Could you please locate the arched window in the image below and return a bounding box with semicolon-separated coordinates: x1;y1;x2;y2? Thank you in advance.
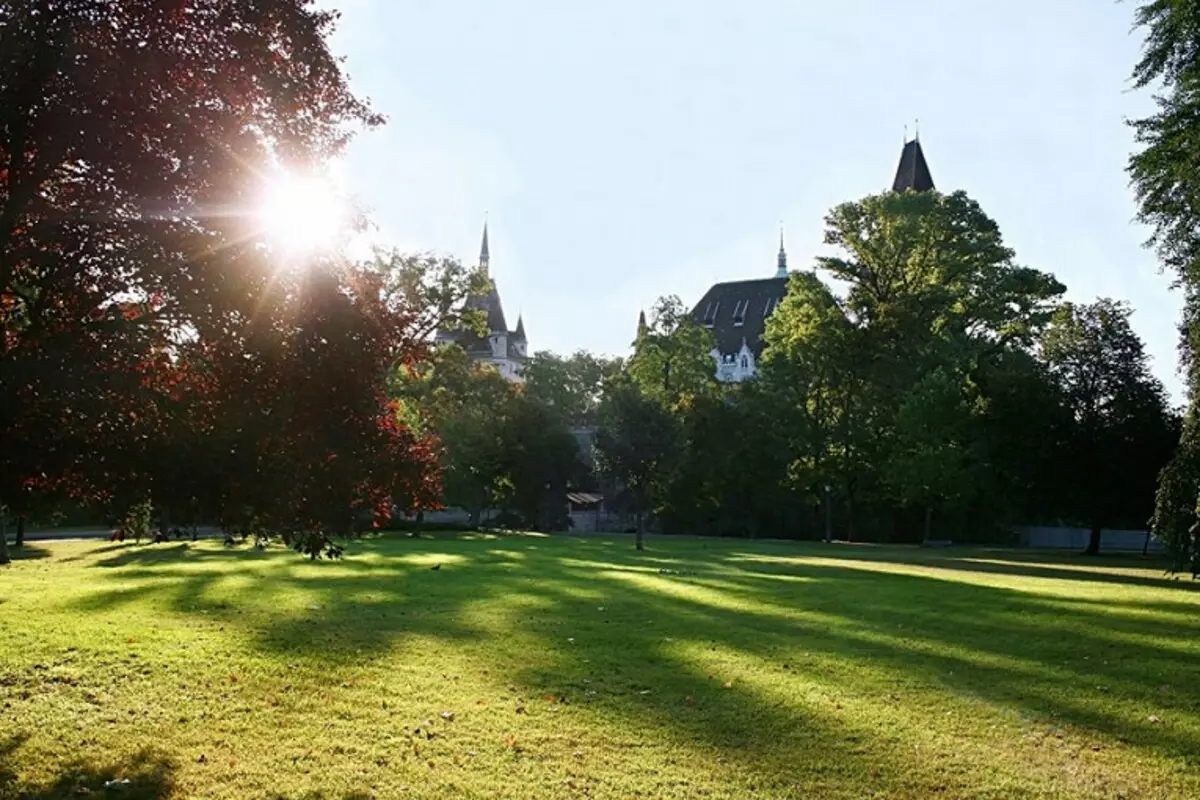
740;355;748;370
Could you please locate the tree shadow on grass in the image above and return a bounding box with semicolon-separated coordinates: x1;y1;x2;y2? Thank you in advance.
5;544;50;562
782;544;1200;592
65;535;1200;796
0;734;174;799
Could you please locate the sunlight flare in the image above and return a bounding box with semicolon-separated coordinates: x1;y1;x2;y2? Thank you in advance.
257;172;346;253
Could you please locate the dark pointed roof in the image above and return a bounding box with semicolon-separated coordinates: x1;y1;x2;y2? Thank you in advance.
892;138;935;193
513;313;526;342
479;222;490;270
690;276;788;358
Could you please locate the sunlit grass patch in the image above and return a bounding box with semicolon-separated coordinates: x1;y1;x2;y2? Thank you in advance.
1;535;1197;799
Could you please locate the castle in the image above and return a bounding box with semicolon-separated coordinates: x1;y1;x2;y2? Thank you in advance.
437;222;528;382
687;136;935;382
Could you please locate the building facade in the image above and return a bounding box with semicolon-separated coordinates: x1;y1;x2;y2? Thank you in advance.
687;136;935;382
436;222;528;382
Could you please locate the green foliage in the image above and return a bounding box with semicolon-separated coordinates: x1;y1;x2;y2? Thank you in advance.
757;189;1065;540
884;369;984;538
594;379;681;543
121;499;156;544
392;344;583;530
1129;0;1200;292
628;296;718;410
1129;1;1200;572
522;350;623;420
1042;300;1178;553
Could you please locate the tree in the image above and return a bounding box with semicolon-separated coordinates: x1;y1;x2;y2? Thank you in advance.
884;369;984;541
1041;300;1176;555
393;344;516;526
1128;1;1200;571
973;348;1076;529
498;394;585;530
761;271;875;536
761;190;1062;539
594;380;680;550
0;1;389;551
628;296;717;409
523;350;623;421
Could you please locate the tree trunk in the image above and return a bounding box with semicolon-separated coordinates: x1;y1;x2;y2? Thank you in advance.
923;505;933;543
846;492;856;543
0;514;10;565
635;511;644;551
1084;520;1102;556
14;513;24;548
1143;528;1152;556
823;491;832;543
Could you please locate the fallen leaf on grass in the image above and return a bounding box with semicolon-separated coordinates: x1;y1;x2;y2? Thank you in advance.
515;705;526;715
685;695;693;704
440;711;455;721
1148;715;1163;724
722;681;733;689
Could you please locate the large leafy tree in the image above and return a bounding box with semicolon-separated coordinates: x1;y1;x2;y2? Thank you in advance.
761;190;1062;539
1041;300;1176;555
628;295;717;410
0;1;465;561
1128;0;1200;571
761;271;876;534
594;379;680;550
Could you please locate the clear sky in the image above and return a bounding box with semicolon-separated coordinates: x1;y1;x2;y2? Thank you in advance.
323;0;1183;399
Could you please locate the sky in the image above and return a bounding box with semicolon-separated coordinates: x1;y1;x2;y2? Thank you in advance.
322;0;1184;400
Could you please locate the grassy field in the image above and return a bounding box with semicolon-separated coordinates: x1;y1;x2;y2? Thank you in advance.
1;534;1198;799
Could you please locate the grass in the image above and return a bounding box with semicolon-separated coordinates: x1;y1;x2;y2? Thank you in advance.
1;533;1198;799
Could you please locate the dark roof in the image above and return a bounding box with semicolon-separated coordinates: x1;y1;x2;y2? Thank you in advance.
513;313;526;342
892;139;935;193
690;276;788;357
479;222;490;264
463;285;508;334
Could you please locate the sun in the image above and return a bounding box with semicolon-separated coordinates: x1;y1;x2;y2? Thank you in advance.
257;173;346;253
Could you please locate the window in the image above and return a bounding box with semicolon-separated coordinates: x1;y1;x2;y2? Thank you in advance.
740;355;748;370
702;300;720;327
732;298;749;326
764;296;782;316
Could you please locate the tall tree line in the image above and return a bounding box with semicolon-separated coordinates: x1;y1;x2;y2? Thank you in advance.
592;190;1178;549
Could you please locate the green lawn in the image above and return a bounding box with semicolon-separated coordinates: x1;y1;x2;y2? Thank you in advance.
1;534;1198;799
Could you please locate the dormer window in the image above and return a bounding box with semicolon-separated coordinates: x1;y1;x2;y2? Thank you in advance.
764;296;781;316
702;301;720;327
731;299;749;326
740;355;749;370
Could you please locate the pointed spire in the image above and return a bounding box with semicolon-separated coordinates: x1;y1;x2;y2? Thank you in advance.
514;313;526;341
892;136;935;193
479;218;490;274
775;224;788;278
637;309;648;334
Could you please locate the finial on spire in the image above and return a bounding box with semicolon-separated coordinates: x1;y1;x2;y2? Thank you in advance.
479;218;490;274
914;118;920;142
775;223;788;278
